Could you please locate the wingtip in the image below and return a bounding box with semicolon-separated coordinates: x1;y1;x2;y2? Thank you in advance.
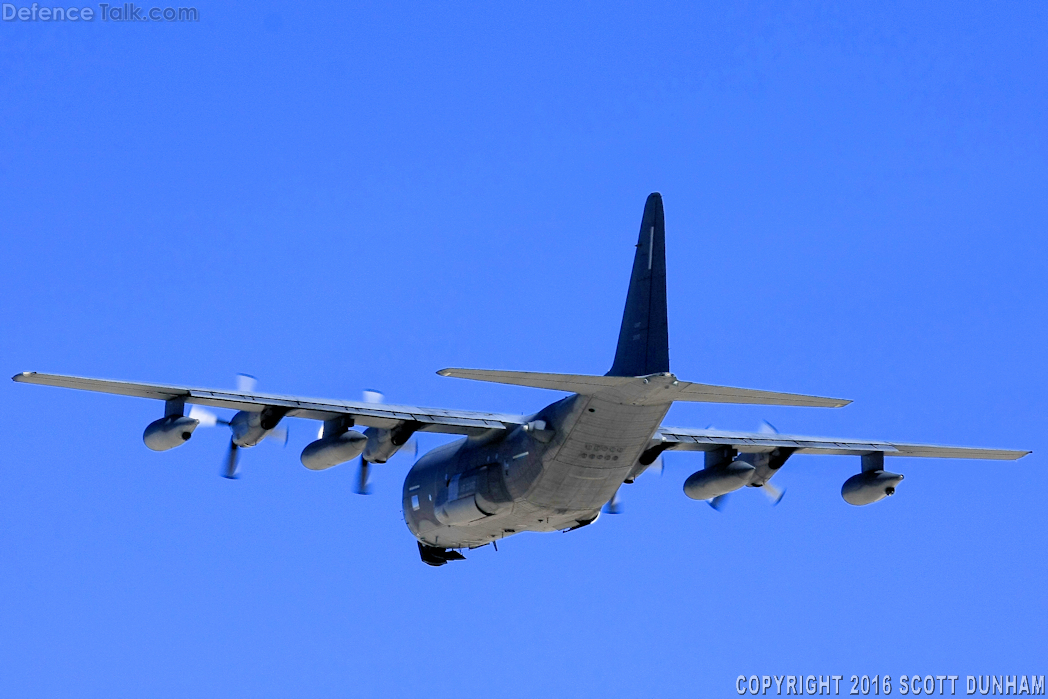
12;371;35;382
436;369;452;377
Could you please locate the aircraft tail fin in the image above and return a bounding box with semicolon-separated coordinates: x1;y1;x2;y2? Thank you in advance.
607;192;669;377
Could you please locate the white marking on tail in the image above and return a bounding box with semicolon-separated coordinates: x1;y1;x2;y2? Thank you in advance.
648;226;654;269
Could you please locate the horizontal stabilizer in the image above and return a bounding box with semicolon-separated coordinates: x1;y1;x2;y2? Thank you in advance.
437;368;849;407
672;382;849;407
438;369;633;394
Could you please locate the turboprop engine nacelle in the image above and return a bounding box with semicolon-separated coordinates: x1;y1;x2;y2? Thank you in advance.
143;415;200;451
362;422;417;464
301;430;367;471
841;470;904;506
229;407;286;448
683;461;755;500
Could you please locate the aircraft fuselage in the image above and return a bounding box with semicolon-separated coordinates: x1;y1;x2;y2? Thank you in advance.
402;377;674;550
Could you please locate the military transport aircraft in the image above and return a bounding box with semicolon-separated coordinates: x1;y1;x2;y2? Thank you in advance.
13;193;1030;566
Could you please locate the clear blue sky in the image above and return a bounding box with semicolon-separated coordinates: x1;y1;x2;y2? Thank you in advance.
1;2;1045;697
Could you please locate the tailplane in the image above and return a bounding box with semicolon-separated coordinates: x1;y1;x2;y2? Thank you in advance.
607;193;669;377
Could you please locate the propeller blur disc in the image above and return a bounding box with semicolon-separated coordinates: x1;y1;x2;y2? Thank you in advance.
188;405;219;427
265;426;289;446
602;488;623;514
222;440;240;479
761;482;786;506
236;374;258;393
355;457;372;495
188;405;229;427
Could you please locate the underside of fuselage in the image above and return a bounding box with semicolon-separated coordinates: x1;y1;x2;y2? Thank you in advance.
402;382;675;551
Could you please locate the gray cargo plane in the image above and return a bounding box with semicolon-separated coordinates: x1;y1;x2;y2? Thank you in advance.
13;193;1030;566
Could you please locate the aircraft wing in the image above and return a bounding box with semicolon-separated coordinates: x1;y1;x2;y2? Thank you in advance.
656;425;1030;460
12;372;525;435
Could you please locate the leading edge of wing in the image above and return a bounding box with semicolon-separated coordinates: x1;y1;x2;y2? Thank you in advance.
12;372;524;433
657;426;1030;460
438;368;850;408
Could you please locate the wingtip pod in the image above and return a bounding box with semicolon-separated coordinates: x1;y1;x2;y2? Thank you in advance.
12;371;35;382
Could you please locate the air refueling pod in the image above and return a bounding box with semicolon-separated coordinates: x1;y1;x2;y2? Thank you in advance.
841;452;904;506
301;430;367;471
143;398;200;451
301;416;367;471
684;461;754;500
143;415;200;451
683;446;754;500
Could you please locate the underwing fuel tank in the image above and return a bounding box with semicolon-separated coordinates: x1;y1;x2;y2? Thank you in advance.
683;461;755;500
143;415;200;451
300;430;367;471
841;470;904;506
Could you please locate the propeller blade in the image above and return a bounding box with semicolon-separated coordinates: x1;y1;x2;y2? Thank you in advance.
759;420;779;435
188;405;229;427
649;454;664;477
602;488;623;514
403;435;419;461
355;457;371;495
362;389;384;404
761;482;786;506
236;374;258;393
222;440;240;479
265;425;289;446
708;494;729;511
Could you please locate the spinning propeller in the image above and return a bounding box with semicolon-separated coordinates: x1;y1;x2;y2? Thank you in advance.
708;482;785;511
707;421;786;511
602;451;665;514
352;389;419;495
188;374;289;479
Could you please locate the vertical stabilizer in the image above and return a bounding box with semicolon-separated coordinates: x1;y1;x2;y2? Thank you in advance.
607;193;669;377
